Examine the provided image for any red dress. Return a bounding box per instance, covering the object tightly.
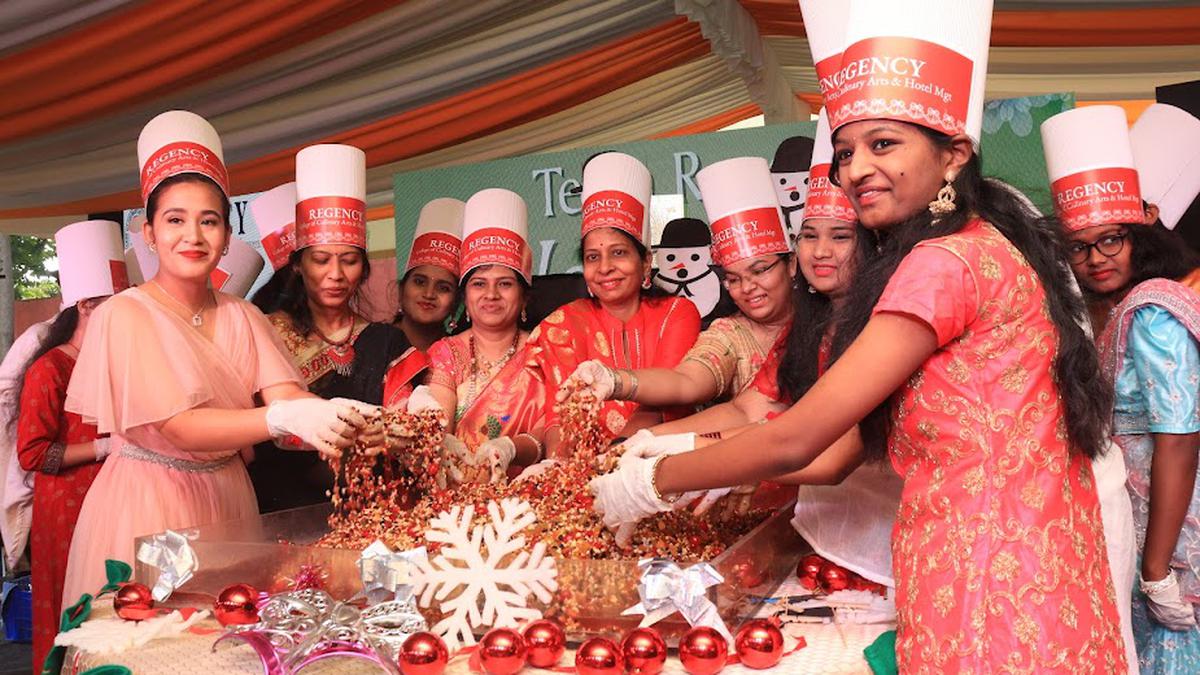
[873,220,1126,672]
[527,296,701,438]
[16,347,100,673]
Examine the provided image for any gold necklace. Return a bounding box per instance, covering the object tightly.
[151,280,212,327]
[465,331,520,410]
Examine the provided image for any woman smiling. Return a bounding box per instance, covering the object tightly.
[528,152,701,458]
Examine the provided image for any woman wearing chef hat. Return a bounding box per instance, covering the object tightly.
[1046,104,1200,672]
[393,198,463,351]
[590,1,1127,670]
[61,112,372,604]
[558,156,795,418]
[249,149,426,512]
[528,152,701,458]
[423,189,547,482]
[11,220,124,671]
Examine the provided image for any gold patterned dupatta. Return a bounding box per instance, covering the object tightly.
[267,311,369,386]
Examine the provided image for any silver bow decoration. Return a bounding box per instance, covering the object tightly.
[135,529,198,602]
[357,541,428,606]
[622,558,733,642]
[215,588,427,675]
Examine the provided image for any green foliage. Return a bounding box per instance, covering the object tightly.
[10,235,60,300]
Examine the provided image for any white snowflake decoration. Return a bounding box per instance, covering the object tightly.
[412,497,557,651]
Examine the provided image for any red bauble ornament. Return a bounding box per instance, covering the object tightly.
[734,619,785,670]
[575,637,623,675]
[796,554,824,590]
[679,626,728,675]
[522,619,566,668]
[399,632,449,675]
[479,627,527,675]
[620,627,667,675]
[729,556,766,590]
[213,583,260,626]
[113,582,155,621]
[818,564,850,593]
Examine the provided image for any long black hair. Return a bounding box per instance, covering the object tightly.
[775,223,878,405]
[5,306,81,435]
[827,126,1112,461]
[250,248,373,336]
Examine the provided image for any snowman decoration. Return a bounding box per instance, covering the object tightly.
[652,217,722,317]
[771,135,815,243]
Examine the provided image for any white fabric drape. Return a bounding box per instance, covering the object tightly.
[767,36,1200,101]
[0,0,677,210]
[674,0,802,123]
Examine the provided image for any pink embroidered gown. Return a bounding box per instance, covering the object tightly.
[872,220,1126,672]
[61,288,302,605]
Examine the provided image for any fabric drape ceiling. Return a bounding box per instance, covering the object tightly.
[1,0,1198,231]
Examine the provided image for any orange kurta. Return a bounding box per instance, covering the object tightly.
[874,220,1125,672]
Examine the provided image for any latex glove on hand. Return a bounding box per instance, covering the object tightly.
[406,385,444,417]
[689,483,757,517]
[556,360,616,403]
[1141,571,1198,631]
[589,454,676,548]
[94,437,113,461]
[479,437,517,483]
[332,398,385,454]
[514,459,557,482]
[617,432,696,463]
[266,398,366,459]
[440,434,477,485]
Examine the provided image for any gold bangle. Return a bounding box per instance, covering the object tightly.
[626,370,640,401]
[650,454,678,504]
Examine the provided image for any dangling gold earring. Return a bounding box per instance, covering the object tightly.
[928,173,958,218]
[520,307,527,323]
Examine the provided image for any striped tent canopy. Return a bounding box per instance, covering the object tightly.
[1,0,1197,235]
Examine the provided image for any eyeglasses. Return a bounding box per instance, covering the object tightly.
[721,257,786,291]
[1066,232,1127,265]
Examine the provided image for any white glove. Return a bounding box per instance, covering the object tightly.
[617,432,696,465]
[613,429,657,456]
[441,434,476,484]
[515,459,557,482]
[406,385,443,416]
[589,455,676,548]
[479,437,517,483]
[333,398,384,452]
[94,437,113,461]
[689,483,757,516]
[557,360,616,402]
[265,398,365,458]
[1141,571,1198,631]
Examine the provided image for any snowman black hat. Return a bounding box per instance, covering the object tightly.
[658,218,711,248]
[770,136,815,174]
